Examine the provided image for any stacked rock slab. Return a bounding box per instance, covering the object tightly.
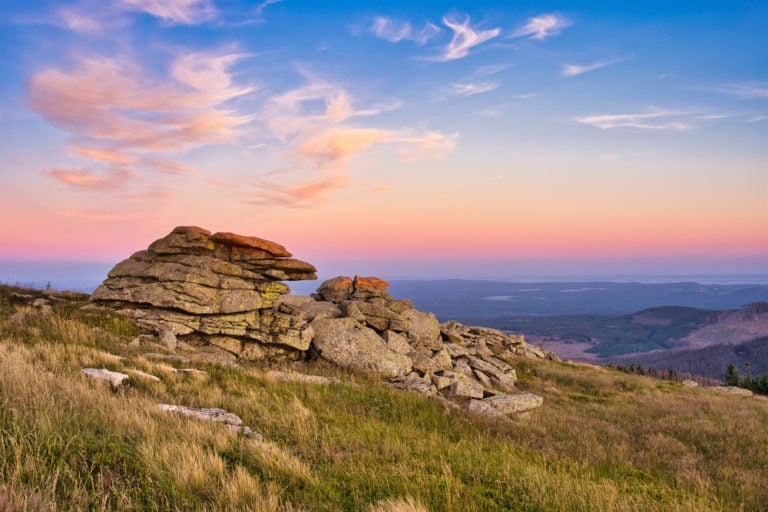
[92,226,317,359]
[275,275,553,417]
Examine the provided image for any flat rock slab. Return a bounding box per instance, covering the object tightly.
[158,404,261,438]
[82,368,130,387]
[483,393,543,416]
[127,369,161,382]
[266,370,337,385]
[710,386,754,397]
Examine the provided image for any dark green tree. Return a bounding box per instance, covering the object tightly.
[724,363,740,386]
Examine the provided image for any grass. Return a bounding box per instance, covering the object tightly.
[1,284,767,511]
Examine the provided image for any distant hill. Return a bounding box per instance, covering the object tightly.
[456,305,723,357]
[389,280,768,318]
[609,336,768,380]
[457,302,768,380]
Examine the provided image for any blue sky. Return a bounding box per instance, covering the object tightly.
[0,0,766,280]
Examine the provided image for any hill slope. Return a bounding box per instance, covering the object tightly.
[1,284,767,511]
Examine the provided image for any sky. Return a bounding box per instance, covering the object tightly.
[0,0,766,280]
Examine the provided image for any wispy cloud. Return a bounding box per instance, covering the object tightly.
[561,57,628,77]
[118,0,218,25]
[511,14,570,40]
[254,0,283,17]
[247,170,352,208]
[366,16,441,45]
[471,64,510,78]
[27,51,252,182]
[57,6,104,34]
[576,108,690,130]
[263,72,452,167]
[251,73,455,206]
[709,82,768,99]
[43,167,136,190]
[433,14,501,61]
[57,208,138,220]
[447,81,500,97]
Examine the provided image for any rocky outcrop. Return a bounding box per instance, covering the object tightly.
[90,227,552,418]
[92,226,317,360]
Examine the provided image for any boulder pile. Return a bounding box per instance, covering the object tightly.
[91,226,554,418]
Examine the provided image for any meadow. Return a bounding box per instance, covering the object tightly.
[1,285,766,511]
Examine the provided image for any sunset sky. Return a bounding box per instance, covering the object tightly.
[0,0,766,279]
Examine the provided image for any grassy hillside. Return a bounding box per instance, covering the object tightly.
[458,306,720,357]
[610,335,768,380]
[1,285,767,511]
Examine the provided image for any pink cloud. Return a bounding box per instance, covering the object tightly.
[27,52,251,183]
[56,209,137,220]
[246,172,351,208]
[263,74,454,168]
[43,167,136,190]
[295,128,394,164]
[119,0,218,25]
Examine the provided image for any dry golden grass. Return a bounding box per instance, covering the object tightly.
[2,286,767,511]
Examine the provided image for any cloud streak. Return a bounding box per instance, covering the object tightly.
[710,82,768,99]
[561,57,628,77]
[434,14,501,61]
[44,167,137,190]
[118,0,218,25]
[511,14,570,40]
[447,81,500,97]
[576,108,690,130]
[246,170,352,208]
[367,16,441,45]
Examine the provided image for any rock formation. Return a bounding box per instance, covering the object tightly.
[92,226,317,360]
[91,226,554,418]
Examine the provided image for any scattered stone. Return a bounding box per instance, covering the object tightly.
[31,298,50,308]
[9,293,35,304]
[82,368,130,387]
[160,330,177,352]
[128,337,141,348]
[142,353,191,364]
[127,369,161,382]
[173,368,208,377]
[266,370,336,385]
[710,386,754,397]
[387,373,436,396]
[9,311,26,324]
[482,393,543,416]
[443,373,484,400]
[682,380,698,387]
[158,404,261,438]
[466,399,508,420]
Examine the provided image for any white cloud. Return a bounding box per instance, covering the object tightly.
[511,14,570,40]
[434,14,501,61]
[119,0,218,25]
[448,81,500,97]
[471,64,510,77]
[368,16,441,45]
[710,82,768,99]
[561,57,628,77]
[576,108,690,130]
[254,0,283,17]
[57,6,103,34]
